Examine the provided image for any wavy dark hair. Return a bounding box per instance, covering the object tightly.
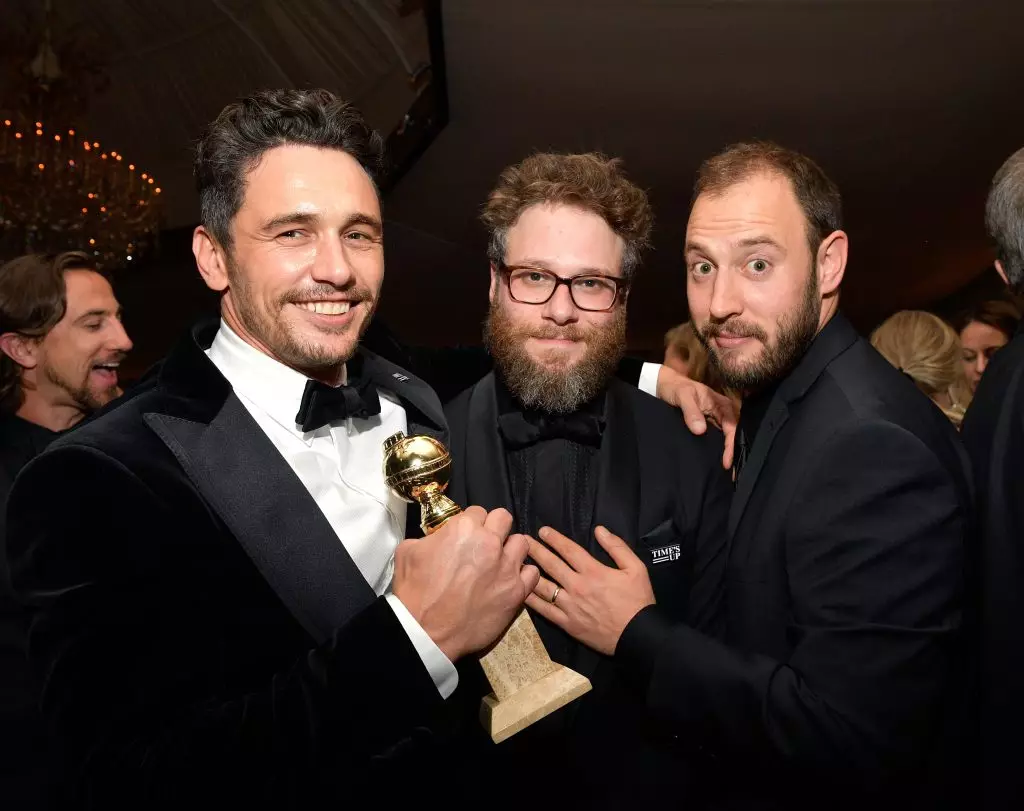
[0,251,97,412]
[194,88,386,250]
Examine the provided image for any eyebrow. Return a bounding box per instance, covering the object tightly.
[684,236,785,256]
[75,308,120,323]
[260,211,383,234]
[507,258,618,276]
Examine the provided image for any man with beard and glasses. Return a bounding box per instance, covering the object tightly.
[4,89,540,808]
[444,152,732,808]
[526,142,973,811]
[0,250,132,810]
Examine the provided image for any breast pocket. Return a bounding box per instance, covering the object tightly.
[636,518,693,620]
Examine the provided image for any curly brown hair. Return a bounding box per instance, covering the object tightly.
[481,152,653,278]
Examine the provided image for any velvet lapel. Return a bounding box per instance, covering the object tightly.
[142,322,377,645]
[459,373,515,512]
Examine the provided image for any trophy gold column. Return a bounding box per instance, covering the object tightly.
[383,431,591,743]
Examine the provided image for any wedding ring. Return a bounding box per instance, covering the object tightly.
[550,586,561,605]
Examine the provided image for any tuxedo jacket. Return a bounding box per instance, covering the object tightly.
[617,314,973,811]
[961,323,1024,810]
[4,322,465,810]
[444,373,732,808]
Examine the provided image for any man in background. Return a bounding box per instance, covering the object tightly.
[961,145,1024,810]
[0,250,132,810]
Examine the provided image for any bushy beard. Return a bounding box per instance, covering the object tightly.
[484,299,626,414]
[696,271,820,394]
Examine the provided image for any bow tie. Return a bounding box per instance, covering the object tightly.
[295,378,381,432]
[497,410,605,450]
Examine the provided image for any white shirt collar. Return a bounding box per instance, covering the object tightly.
[206,319,346,437]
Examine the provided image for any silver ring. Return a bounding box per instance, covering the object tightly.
[550,586,561,604]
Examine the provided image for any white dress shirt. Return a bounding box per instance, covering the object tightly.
[638,362,661,398]
[207,321,458,698]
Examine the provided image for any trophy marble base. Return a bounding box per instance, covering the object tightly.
[476,608,592,743]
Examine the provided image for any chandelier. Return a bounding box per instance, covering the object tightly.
[0,1,162,269]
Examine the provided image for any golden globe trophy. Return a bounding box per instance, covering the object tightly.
[383,431,592,743]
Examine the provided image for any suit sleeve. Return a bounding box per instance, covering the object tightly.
[617,421,965,783]
[6,444,447,807]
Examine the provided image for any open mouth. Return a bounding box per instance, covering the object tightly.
[91,361,121,385]
[295,300,352,316]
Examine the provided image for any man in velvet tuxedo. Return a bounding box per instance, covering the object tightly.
[527,143,973,810]
[4,89,540,809]
[445,153,732,807]
[961,146,1024,810]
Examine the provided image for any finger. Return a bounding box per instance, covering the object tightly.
[461,505,488,525]
[483,507,513,541]
[531,574,562,603]
[677,387,708,434]
[519,563,540,595]
[502,533,530,567]
[525,592,569,627]
[537,526,594,573]
[527,536,578,587]
[594,525,642,570]
[722,422,736,470]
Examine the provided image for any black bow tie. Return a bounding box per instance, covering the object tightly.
[497,410,605,450]
[295,378,381,432]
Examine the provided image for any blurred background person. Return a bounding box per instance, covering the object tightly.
[871,310,972,427]
[956,298,1021,393]
[0,250,132,810]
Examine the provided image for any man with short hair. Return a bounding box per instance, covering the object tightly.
[960,146,1024,810]
[445,152,731,807]
[0,250,132,810]
[527,141,972,810]
[5,89,538,807]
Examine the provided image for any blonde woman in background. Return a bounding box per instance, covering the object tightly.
[871,310,973,427]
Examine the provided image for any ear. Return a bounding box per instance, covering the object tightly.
[995,259,1009,285]
[193,226,230,293]
[0,332,40,371]
[489,262,499,302]
[816,230,848,296]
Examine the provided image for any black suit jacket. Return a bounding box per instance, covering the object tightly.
[4,322,465,810]
[961,324,1024,810]
[444,373,732,808]
[0,415,59,810]
[617,314,973,811]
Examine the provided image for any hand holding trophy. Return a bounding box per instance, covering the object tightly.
[384,431,592,743]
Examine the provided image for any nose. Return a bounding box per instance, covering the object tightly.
[975,356,988,379]
[111,318,133,353]
[541,282,579,326]
[311,235,355,288]
[707,268,742,322]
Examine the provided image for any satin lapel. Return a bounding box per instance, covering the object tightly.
[360,348,448,446]
[576,381,642,681]
[144,395,376,646]
[461,374,514,512]
[590,381,642,563]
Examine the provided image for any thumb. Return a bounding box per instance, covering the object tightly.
[594,525,640,570]
[519,563,540,595]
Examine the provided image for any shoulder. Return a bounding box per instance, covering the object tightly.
[607,379,726,471]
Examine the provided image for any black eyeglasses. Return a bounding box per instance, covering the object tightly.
[498,263,628,312]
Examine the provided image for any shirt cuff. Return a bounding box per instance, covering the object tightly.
[385,594,459,699]
[638,362,662,398]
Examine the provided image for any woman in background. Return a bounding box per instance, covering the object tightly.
[871,310,973,428]
[957,298,1021,393]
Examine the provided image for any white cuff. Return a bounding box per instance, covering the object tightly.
[638,362,662,398]
[385,593,459,699]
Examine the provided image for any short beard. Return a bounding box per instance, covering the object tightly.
[226,252,376,371]
[697,271,820,394]
[43,362,111,413]
[484,300,626,414]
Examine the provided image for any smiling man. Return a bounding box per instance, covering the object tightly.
[526,142,973,810]
[4,89,539,808]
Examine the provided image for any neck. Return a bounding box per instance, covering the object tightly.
[15,390,84,432]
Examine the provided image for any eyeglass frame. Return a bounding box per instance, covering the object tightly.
[495,261,630,312]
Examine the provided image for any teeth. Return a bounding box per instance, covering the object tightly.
[297,301,350,315]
